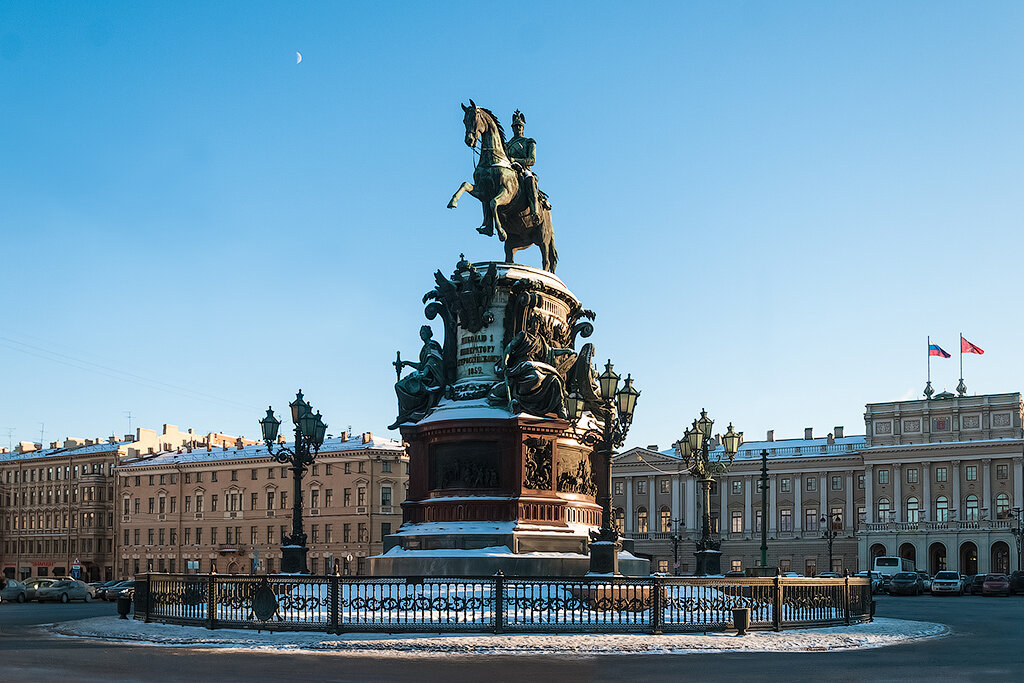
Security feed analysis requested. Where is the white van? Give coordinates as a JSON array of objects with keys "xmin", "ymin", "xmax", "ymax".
[{"xmin": 873, "ymin": 556, "xmax": 916, "ymax": 582}]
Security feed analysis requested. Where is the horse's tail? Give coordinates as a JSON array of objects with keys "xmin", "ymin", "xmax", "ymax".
[{"xmin": 547, "ymin": 232, "xmax": 558, "ymax": 273}]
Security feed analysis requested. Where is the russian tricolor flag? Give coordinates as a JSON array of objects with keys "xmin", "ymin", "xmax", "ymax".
[{"xmin": 929, "ymin": 343, "xmax": 951, "ymax": 358}]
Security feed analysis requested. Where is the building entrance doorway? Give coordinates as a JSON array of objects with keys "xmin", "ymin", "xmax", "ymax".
[
  {"xmin": 899, "ymin": 542, "xmax": 916, "ymax": 563},
  {"xmin": 991, "ymin": 541, "xmax": 1010, "ymax": 574},
  {"xmin": 928, "ymin": 542, "xmax": 947, "ymax": 574},
  {"xmin": 960, "ymin": 542, "xmax": 978, "ymax": 575}
]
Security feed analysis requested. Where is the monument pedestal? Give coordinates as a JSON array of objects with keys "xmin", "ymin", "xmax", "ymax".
[{"xmin": 371, "ymin": 260, "xmax": 649, "ymax": 577}]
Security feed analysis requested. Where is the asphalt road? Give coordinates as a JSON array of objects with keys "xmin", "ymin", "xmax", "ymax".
[{"xmin": 1, "ymin": 594, "xmax": 1022, "ymax": 682}]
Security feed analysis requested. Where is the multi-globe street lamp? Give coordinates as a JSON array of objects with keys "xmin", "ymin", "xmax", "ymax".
[
  {"xmin": 820, "ymin": 511, "xmax": 842, "ymax": 575},
  {"xmin": 258, "ymin": 390, "xmax": 328, "ymax": 574},
  {"xmin": 565, "ymin": 360, "xmax": 640, "ymax": 575},
  {"xmin": 675, "ymin": 410, "xmax": 742, "ymax": 576}
]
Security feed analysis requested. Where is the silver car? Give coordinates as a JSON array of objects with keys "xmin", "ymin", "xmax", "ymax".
[
  {"xmin": 1, "ymin": 578, "xmax": 29, "ymax": 603},
  {"xmin": 24, "ymin": 578, "xmax": 58, "ymax": 601},
  {"xmin": 36, "ymin": 579, "xmax": 94, "ymax": 603}
]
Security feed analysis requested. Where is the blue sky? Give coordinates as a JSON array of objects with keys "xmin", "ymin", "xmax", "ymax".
[{"xmin": 1, "ymin": 2, "xmax": 1022, "ymax": 450}]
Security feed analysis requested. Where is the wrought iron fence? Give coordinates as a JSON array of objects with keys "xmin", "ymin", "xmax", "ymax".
[{"xmin": 135, "ymin": 573, "xmax": 872, "ymax": 634}]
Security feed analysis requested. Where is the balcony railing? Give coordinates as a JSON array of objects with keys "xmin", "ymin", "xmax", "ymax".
[{"xmin": 863, "ymin": 520, "xmax": 1013, "ymax": 532}]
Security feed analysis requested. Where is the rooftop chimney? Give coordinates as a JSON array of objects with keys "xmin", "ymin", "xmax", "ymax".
[
  {"xmin": 804, "ymin": 427, "xmax": 814, "ymax": 440},
  {"xmin": 834, "ymin": 426, "xmax": 844, "ymax": 439},
  {"xmin": 766, "ymin": 430, "xmax": 774, "ymax": 442},
  {"xmin": 340, "ymin": 431, "xmax": 349, "ymax": 442},
  {"xmin": 362, "ymin": 432, "xmax": 373, "ymax": 444},
  {"xmin": 646, "ymin": 444, "xmax": 659, "ymax": 451}
]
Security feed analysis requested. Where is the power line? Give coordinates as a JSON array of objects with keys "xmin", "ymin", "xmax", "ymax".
[{"xmin": 0, "ymin": 334, "xmax": 260, "ymax": 412}]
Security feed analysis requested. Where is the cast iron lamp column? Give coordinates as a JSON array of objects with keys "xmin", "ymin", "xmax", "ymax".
[
  {"xmin": 759, "ymin": 449, "xmax": 769, "ymax": 571},
  {"xmin": 1010, "ymin": 507, "xmax": 1023, "ymax": 572},
  {"xmin": 565, "ymin": 360, "xmax": 640, "ymax": 575},
  {"xmin": 675, "ymin": 411, "xmax": 741, "ymax": 576},
  {"xmin": 821, "ymin": 512, "xmax": 842, "ymax": 574},
  {"xmin": 671, "ymin": 517, "xmax": 684, "ymax": 576},
  {"xmin": 258, "ymin": 390, "xmax": 327, "ymax": 574}
]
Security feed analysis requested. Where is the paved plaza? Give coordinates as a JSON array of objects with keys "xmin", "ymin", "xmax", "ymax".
[{"xmin": 1, "ymin": 595, "xmax": 1022, "ymax": 681}]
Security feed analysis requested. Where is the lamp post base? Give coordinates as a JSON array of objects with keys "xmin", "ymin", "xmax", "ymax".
[
  {"xmin": 588, "ymin": 540, "xmax": 621, "ymax": 575},
  {"xmin": 281, "ymin": 545, "xmax": 309, "ymax": 574},
  {"xmin": 695, "ymin": 549, "xmax": 722, "ymax": 576}
]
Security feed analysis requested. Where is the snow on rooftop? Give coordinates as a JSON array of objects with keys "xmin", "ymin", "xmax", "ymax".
[
  {"xmin": 0, "ymin": 441, "xmax": 120, "ymax": 463},
  {"xmin": 116, "ymin": 433, "xmax": 404, "ymax": 469}
]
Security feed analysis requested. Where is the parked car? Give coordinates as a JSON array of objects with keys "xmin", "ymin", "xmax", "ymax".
[
  {"xmin": 887, "ymin": 572, "xmax": 925, "ymax": 595},
  {"xmin": 723, "ymin": 571, "xmax": 745, "ymax": 578},
  {"xmin": 816, "ymin": 572, "xmax": 842, "ymax": 579},
  {"xmin": 104, "ymin": 580, "xmax": 135, "ymax": 601},
  {"xmin": 968, "ymin": 574, "xmax": 988, "ymax": 595},
  {"xmin": 930, "ymin": 571, "xmax": 965, "ymax": 596},
  {"xmin": 24, "ymin": 578, "xmax": 58, "ymax": 601},
  {"xmin": 855, "ymin": 571, "xmax": 884, "ymax": 594},
  {"xmin": 36, "ymin": 579, "xmax": 94, "ymax": 603},
  {"xmin": 982, "ymin": 574, "xmax": 1011, "ymax": 597},
  {"xmin": 781, "ymin": 572, "xmax": 802, "ymax": 577},
  {"xmin": 1009, "ymin": 570, "xmax": 1024, "ymax": 595},
  {"xmin": 1, "ymin": 578, "xmax": 28, "ymax": 603},
  {"xmin": 916, "ymin": 572, "xmax": 932, "ymax": 592},
  {"xmin": 93, "ymin": 580, "xmax": 122, "ymax": 600}
]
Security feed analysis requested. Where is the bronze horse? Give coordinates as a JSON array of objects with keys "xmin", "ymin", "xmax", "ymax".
[{"xmin": 447, "ymin": 101, "xmax": 558, "ymax": 273}]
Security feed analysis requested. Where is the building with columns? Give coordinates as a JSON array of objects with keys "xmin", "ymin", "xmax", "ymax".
[
  {"xmin": 614, "ymin": 391, "xmax": 1024, "ymax": 576},
  {"xmin": 858, "ymin": 391, "xmax": 1023, "ymax": 575},
  {"xmin": 614, "ymin": 428, "xmax": 865, "ymax": 575}
]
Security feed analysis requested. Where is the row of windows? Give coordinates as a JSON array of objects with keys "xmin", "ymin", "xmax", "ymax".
[
  {"xmin": 875, "ymin": 493, "xmax": 1014, "ymax": 521},
  {"xmin": 3, "ymin": 462, "xmax": 111, "ymax": 484},
  {"xmin": 5, "ymin": 511, "xmax": 114, "ymax": 531},
  {"xmin": 121, "ymin": 521, "xmax": 391, "ymax": 547},
  {"xmin": 613, "ymin": 506, "xmax": 848, "ymax": 534},
  {"xmin": 122, "ymin": 486, "xmax": 397, "ymax": 515},
  {"xmin": 121, "ymin": 460, "xmax": 405, "ymax": 489},
  {"xmin": 5, "ymin": 536, "xmax": 113, "ymax": 555},
  {"xmin": 875, "ymin": 463, "xmax": 1009, "ymax": 485},
  {"xmin": 4, "ymin": 484, "xmax": 114, "ymax": 507},
  {"xmin": 126, "ymin": 555, "xmax": 371, "ymax": 576},
  {"xmin": 616, "ymin": 474, "xmax": 864, "ymax": 496}
]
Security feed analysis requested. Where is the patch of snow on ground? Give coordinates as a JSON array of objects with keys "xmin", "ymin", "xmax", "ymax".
[{"xmin": 50, "ymin": 616, "xmax": 948, "ymax": 657}]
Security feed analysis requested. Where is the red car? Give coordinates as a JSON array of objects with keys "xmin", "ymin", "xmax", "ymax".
[{"xmin": 982, "ymin": 573, "xmax": 1011, "ymax": 596}]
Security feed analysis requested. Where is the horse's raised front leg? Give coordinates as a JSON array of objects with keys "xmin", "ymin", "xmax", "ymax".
[
  {"xmin": 447, "ymin": 181, "xmax": 473, "ymax": 209},
  {"xmin": 490, "ymin": 187, "xmax": 511, "ymax": 242}
]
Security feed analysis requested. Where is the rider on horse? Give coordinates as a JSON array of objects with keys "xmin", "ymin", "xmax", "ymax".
[{"xmin": 506, "ymin": 110, "xmax": 551, "ymax": 222}]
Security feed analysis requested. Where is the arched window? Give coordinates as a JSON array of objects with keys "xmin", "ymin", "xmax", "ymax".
[
  {"xmin": 613, "ymin": 508, "xmax": 625, "ymax": 533},
  {"xmin": 996, "ymin": 493, "xmax": 1010, "ymax": 519},
  {"xmin": 935, "ymin": 496, "xmax": 949, "ymax": 522},
  {"xmin": 906, "ymin": 497, "xmax": 920, "ymax": 523},
  {"xmin": 636, "ymin": 507, "xmax": 648, "ymax": 534},
  {"xmin": 965, "ymin": 495, "xmax": 979, "ymax": 521},
  {"xmin": 660, "ymin": 507, "xmax": 672, "ymax": 533},
  {"xmin": 877, "ymin": 498, "xmax": 891, "ymax": 521}
]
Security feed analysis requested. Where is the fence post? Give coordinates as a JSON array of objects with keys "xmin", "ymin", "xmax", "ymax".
[
  {"xmin": 844, "ymin": 576, "xmax": 851, "ymax": 625},
  {"xmin": 650, "ymin": 575, "xmax": 663, "ymax": 635},
  {"xmin": 136, "ymin": 573, "xmax": 151, "ymax": 623},
  {"xmin": 493, "ymin": 571, "xmax": 505, "ymax": 634},
  {"xmin": 330, "ymin": 573, "xmax": 340, "ymax": 635},
  {"xmin": 772, "ymin": 570, "xmax": 782, "ymax": 631},
  {"xmin": 206, "ymin": 573, "xmax": 217, "ymax": 630}
]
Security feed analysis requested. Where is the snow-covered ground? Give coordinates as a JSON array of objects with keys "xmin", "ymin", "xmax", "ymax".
[{"xmin": 50, "ymin": 616, "xmax": 947, "ymax": 656}]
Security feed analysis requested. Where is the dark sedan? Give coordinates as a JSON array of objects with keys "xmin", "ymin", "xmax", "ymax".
[
  {"xmin": 982, "ymin": 574, "xmax": 1011, "ymax": 597},
  {"xmin": 1009, "ymin": 570, "xmax": 1024, "ymax": 595},
  {"xmin": 968, "ymin": 574, "xmax": 988, "ymax": 595},
  {"xmin": 888, "ymin": 572, "xmax": 925, "ymax": 595}
]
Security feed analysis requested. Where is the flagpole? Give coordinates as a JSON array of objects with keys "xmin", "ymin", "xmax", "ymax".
[{"xmin": 927, "ymin": 335, "xmax": 931, "ymax": 384}]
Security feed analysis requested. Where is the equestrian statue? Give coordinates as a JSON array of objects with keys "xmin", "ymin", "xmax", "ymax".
[{"xmin": 447, "ymin": 101, "xmax": 558, "ymax": 273}]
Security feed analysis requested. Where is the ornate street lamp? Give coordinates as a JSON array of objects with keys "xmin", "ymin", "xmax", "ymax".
[
  {"xmin": 566, "ymin": 360, "xmax": 640, "ymax": 575},
  {"xmin": 674, "ymin": 410, "xmax": 741, "ymax": 575},
  {"xmin": 1010, "ymin": 507, "xmax": 1023, "ymax": 573},
  {"xmin": 821, "ymin": 512, "xmax": 843, "ymax": 575},
  {"xmin": 259, "ymin": 390, "xmax": 328, "ymax": 574}
]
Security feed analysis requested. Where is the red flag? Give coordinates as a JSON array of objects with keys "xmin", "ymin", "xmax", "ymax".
[{"xmin": 961, "ymin": 337, "xmax": 984, "ymax": 355}]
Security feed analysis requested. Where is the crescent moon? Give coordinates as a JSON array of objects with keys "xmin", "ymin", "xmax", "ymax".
[{"xmin": 296, "ymin": 51, "xmax": 302, "ymax": 64}]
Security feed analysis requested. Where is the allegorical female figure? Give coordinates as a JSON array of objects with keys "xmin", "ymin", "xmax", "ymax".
[
  {"xmin": 389, "ymin": 325, "xmax": 445, "ymax": 429},
  {"xmin": 489, "ymin": 317, "xmax": 575, "ymax": 418}
]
